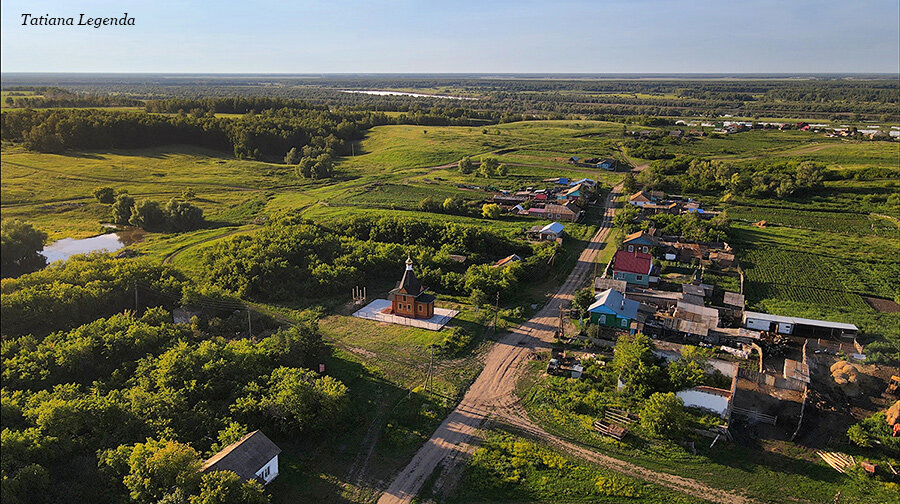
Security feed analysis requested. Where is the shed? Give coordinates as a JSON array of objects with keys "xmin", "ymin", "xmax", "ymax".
[
  {"xmin": 594, "ymin": 277, "xmax": 627, "ymax": 294},
  {"xmin": 540, "ymin": 222, "xmax": 565, "ymax": 240},
  {"xmin": 723, "ymin": 292, "xmax": 745, "ymax": 309},
  {"xmin": 676, "ymin": 386, "xmax": 732, "ymax": 418},
  {"xmin": 743, "ymin": 311, "xmax": 858, "ymax": 338},
  {"xmin": 494, "ymin": 254, "xmax": 522, "ymax": 268},
  {"xmin": 681, "ymin": 283, "xmax": 706, "ymax": 299},
  {"xmin": 200, "ymin": 430, "xmax": 281, "ymax": 485}
]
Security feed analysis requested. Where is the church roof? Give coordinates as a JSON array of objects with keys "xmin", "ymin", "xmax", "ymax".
[{"xmin": 390, "ymin": 257, "xmax": 424, "ymax": 296}]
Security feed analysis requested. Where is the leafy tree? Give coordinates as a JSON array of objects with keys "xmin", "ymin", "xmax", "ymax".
[
  {"xmin": 481, "ymin": 203, "xmax": 501, "ymax": 219},
  {"xmin": 612, "ymin": 204, "xmax": 640, "ymax": 233},
  {"xmin": 612, "ymin": 333, "xmax": 666, "ymax": 398},
  {"xmin": 418, "ymin": 196, "xmax": 441, "ymax": 212},
  {"xmin": 458, "ymin": 157, "xmax": 474, "ymax": 174},
  {"xmin": 110, "ymin": 194, "xmax": 136, "ymax": 225},
  {"xmin": 233, "ymin": 367, "xmax": 348, "ymax": 434},
  {"xmin": 284, "ymin": 147, "xmax": 301, "ymax": 165},
  {"xmin": 794, "ymin": 161, "xmax": 825, "ymax": 190},
  {"xmin": 130, "ymin": 200, "xmax": 167, "ymax": 231},
  {"xmin": 100, "ymin": 438, "xmax": 202, "ymax": 504},
  {"xmin": 572, "ymin": 287, "xmax": 595, "ymax": 319},
  {"xmin": 166, "ymin": 199, "xmax": 205, "ymax": 231},
  {"xmin": 189, "ymin": 471, "xmax": 268, "ymax": 504},
  {"xmin": 469, "ymin": 288, "xmax": 488, "ymax": 307},
  {"xmin": 622, "ymin": 173, "xmax": 637, "ymax": 194},
  {"xmin": 640, "ymin": 392, "xmax": 686, "ymax": 437},
  {"xmin": 668, "ymin": 345, "xmax": 712, "ymax": 390},
  {"xmin": 181, "ymin": 187, "xmax": 196, "ymax": 200},
  {"xmin": 442, "ymin": 197, "xmax": 461, "ymax": 213},
  {"xmin": 496, "ymin": 164, "xmax": 509, "ymax": 177},
  {"xmin": 1, "ymin": 220, "xmax": 47, "ymax": 277},
  {"xmin": 478, "ymin": 157, "xmax": 500, "ymax": 177},
  {"xmin": 93, "ymin": 186, "xmax": 117, "ymax": 204},
  {"xmin": 846, "ymin": 411, "xmax": 899, "ymax": 451}
]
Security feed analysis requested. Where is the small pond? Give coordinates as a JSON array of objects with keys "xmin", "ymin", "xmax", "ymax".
[{"xmin": 41, "ymin": 228, "xmax": 145, "ymax": 264}]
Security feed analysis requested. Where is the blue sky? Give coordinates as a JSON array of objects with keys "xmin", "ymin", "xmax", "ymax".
[{"xmin": 1, "ymin": 0, "xmax": 898, "ymax": 73}]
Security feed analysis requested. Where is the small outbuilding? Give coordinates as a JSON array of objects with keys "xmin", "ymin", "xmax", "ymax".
[{"xmin": 200, "ymin": 430, "xmax": 281, "ymax": 485}]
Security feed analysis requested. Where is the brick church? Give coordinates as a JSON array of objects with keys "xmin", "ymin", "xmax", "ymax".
[{"xmin": 389, "ymin": 257, "xmax": 435, "ymax": 319}]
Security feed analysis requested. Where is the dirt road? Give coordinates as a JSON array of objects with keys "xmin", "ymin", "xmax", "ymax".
[
  {"xmin": 377, "ymin": 188, "xmax": 618, "ymax": 504},
  {"xmin": 377, "ymin": 180, "xmax": 757, "ymax": 504}
]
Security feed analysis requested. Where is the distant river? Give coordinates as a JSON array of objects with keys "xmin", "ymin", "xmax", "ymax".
[
  {"xmin": 339, "ymin": 89, "xmax": 476, "ymax": 100},
  {"xmin": 41, "ymin": 228, "xmax": 145, "ymax": 264}
]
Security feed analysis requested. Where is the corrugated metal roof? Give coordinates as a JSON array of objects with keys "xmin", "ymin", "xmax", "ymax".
[
  {"xmin": 743, "ymin": 311, "xmax": 858, "ymax": 331},
  {"xmin": 201, "ymin": 430, "xmax": 281, "ymax": 480},
  {"xmin": 723, "ymin": 291, "xmax": 745, "ymax": 308},
  {"xmin": 541, "ymin": 222, "xmax": 565, "ymax": 234},
  {"xmin": 589, "ymin": 289, "xmax": 640, "ymax": 320}
]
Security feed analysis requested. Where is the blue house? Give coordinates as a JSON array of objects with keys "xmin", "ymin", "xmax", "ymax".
[
  {"xmin": 597, "ymin": 159, "xmax": 617, "ymax": 171},
  {"xmin": 622, "ymin": 231, "xmax": 657, "ymax": 255},
  {"xmin": 588, "ymin": 289, "xmax": 640, "ymax": 329}
]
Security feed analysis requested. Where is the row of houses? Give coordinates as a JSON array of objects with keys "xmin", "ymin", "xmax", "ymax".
[
  {"xmin": 492, "ymin": 178, "xmax": 598, "ymax": 222},
  {"xmin": 628, "ymin": 190, "xmax": 718, "ymax": 217}
]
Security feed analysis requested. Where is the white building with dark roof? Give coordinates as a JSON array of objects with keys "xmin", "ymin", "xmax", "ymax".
[{"xmin": 200, "ymin": 430, "xmax": 281, "ymax": 485}]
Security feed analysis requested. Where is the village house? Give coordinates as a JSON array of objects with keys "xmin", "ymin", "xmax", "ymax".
[
  {"xmin": 588, "ymin": 288, "xmax": 641, "ymax": 329},
  {"xmin": 388, "ymin": 257, "xmax": 436, "ymax": 319},
  {"xmin": 597, "ymin": 158, "xmax": 616, "ymax": 170},
  {"xmin": 622, "ymin": 230, "xmax": 657, "ymax": 254},
  {"xmin": 556, "ymin": 183, "xmax": 586, "ymax": 203},
  {"xmin": 628, "ymin": 191, "xmax": 654, "ymax": 207},
  {"xmin": 528, "ymin": 221, "xmax": 564, "ymax": 241},
  {"xmin": 493, "ymin": 254, "xmax": 522, "ymax": 268},
  {"xmin": 200, "ymin": 430, "xmax": 281, "ymax": 486},
  {"xmin": 611, "ymin": 249, "xmax": 653, "ymax": 286},
  {"xmin": 533, "ymin": 201, "xmax": 581, "ymax": 222}
]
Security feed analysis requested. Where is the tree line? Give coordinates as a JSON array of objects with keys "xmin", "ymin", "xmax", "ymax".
[
  {"xmin": 200, "ymin": 215, "xmax": 555, "ymax": 303},
  {"xmin": 0, "ymin": 107, "xmax": 365, "ymax": 163}
]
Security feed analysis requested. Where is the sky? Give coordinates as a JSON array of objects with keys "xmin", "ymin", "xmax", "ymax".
[{"xmin": 1, "ymin": 0, "xmax": 899, "ymax": 74}]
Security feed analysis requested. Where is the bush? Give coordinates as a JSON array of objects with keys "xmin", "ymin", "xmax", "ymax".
[
  {"xmin": 431, "ymin": 327, "xmax": 473, "ymax": 357},
  {"xmin": 92, "ymin": 186, "xmax": 116, "ymax": 204},
  {"xmin": 640, "ymin": 392, "xmax": 686, "ymax": 438},
  {"xmin": 1, "ymin": 219, "xmax": 47, "ymax": 278},
  {"xmin": 481, "ymin": 203, "xmax": 501, "ymax": 219}
]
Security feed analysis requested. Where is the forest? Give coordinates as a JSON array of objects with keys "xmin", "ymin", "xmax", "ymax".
[{"xmin": 4, "ymin": 75, "xmax": 898, "ymax": 120}]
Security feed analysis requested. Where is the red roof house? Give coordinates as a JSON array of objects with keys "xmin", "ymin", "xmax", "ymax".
[{"xmin": 612, "ymin": 250, "xmax": 653, "ymax": 286}]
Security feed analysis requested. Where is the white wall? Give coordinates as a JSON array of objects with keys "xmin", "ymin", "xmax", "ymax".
[
  {"xmin": 745, "ymin": 317, "xmax": 771, "ymax": 331},
  {"xmin": 677, "ymin": 389, "xmax": 730, "ymax": 417},
  {"xmin": 255, "ymin": 455, "xmax": 279, "ymax": 485}
]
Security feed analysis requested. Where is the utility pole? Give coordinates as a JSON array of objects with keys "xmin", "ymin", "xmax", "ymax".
[
  {"xmin": 427, "ymin": 346, "xmax": 434, "ymax": 400},
  {"xmin": 493, "ymin": 291, "xmax": 500, "ymax": 335},
  {"xmin": 247, "ymin": 309, "xmax": 252, "ymax": 338},
  {"xmin": 134, "ymin": 281, "xmax": 139, "ymax": 312}
]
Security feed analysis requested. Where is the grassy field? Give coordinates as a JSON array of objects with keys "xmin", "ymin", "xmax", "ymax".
[{"xmin": 441, "ymin": 430, "xmax": 709, "ymax": 504}]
